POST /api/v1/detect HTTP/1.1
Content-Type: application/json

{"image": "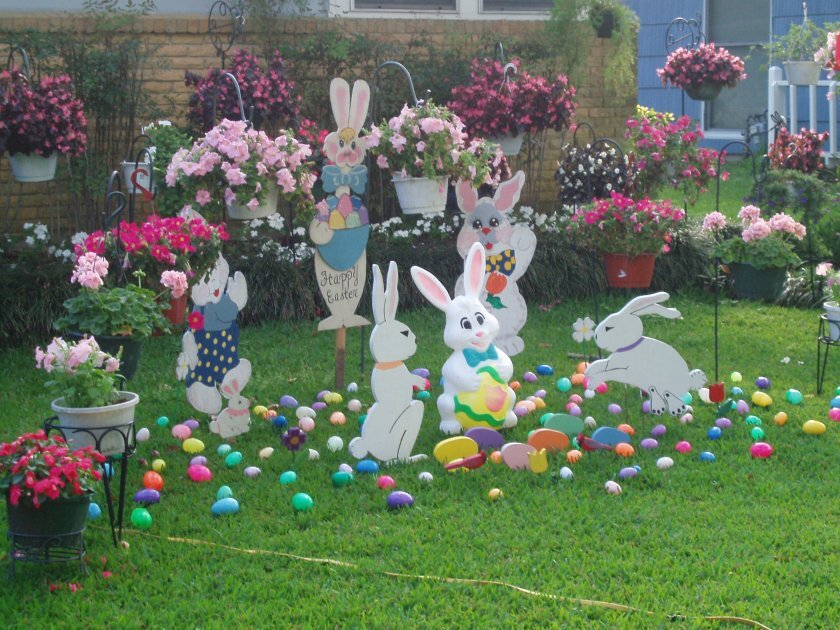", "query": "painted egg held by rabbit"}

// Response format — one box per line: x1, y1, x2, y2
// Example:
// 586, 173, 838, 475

412, 241, 518, 435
